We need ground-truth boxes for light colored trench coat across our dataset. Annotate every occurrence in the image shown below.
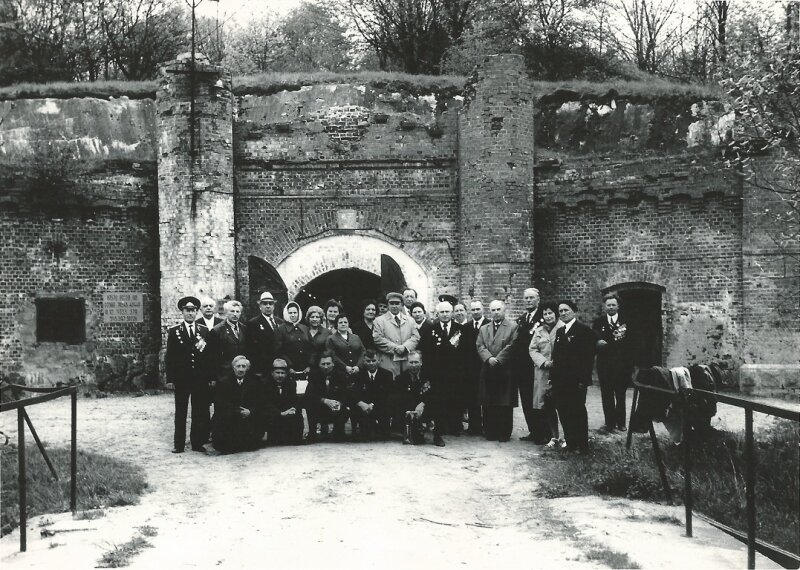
[528,320,565,409]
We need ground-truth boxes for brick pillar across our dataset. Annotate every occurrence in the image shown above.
[156,54,235,332]
[458,54,535,313]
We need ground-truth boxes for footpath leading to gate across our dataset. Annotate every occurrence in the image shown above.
[0,388,783,569]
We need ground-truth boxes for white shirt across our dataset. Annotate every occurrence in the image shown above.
[563,318,577,335]
[608,314,618,325]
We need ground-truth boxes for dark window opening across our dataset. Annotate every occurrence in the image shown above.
[36,298,86,344]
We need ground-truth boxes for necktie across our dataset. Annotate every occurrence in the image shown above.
[493,322,500,334]
[395,315,401,326]
[232,325,239,339]
[474,321,479,330]
[188,324,194,339]
[270,317,276,329]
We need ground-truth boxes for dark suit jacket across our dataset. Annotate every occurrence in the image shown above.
[392,370,435,413]
[213,371,269,439]
[419,320,464,397]
[350,367,393,407]
[592,315,633,381]
[196,316,223,330]
[208,320,248,380]
[461,318,490,386]
[306,368,351,405]
[165,321,210,388]
[246,313,282,376]
[513,308,544,372]
[476,318,519,406]
[551,320,596,389]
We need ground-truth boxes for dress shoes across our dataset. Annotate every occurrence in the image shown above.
[519,434,537,442]
[191,445,206,452]
[433,434,446,447]
[617,424,627,432]
[171,447,184,454]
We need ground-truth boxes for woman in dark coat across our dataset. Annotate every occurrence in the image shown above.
[305,305,331,366]
[352,298,377,352]
[326,313,365,378]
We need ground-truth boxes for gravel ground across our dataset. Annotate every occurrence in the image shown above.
[0,386,789,569]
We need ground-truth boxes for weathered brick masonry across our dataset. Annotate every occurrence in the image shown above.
[0,54,796,395]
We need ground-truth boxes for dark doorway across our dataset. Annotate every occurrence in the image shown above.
[612,284,664,368]
[295,269,381,318]
[249,256,288,316]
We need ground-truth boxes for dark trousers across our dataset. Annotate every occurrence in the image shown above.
[307,403,348,438]
[554,385,588,451]
[518,371,536,434]
[483,406,513,441]
[350,404,391,438]
[528,408,552,443]
[598,370,630,428]
[174,385,210,450]
[269,412,304,445]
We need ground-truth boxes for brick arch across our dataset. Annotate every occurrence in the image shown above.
[275,233,431,306]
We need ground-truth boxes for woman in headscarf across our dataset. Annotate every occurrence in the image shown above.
[275,301,312,381]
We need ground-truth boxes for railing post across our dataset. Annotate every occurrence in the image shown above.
[626,386,638,450]
[648,422,674,505]
[745,408,755,569]
[17,407,26,552]
[683,401,692,538]
[70,389,77,513]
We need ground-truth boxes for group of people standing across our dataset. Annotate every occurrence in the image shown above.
[165,286,634,455]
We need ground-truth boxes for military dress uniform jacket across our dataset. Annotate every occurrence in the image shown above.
[476,318,519,406]
[166,321,210,387]
[208,321,248,381]
[392,370,435,414]
[592,315,633,382]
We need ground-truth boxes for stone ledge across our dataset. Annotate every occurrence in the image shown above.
[739,364,800,395]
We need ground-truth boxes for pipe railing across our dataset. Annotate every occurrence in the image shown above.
[0,382,78,553]
[627,379,800,569]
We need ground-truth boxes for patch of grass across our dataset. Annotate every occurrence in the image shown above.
[0,70,720,104]
[586,545,642,568]
[98,534,152,568]
[0,80,157,101]
[650,513,682,526]
[137,525,157,538]
[536,421,800,555]
[74,509,106,521]
[1,445,148,537]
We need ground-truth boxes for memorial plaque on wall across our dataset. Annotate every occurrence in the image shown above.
[103,292,144,323]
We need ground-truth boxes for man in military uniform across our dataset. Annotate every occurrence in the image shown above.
[165,296,211,453]
[392,351,441,446]
[592,293,633,432]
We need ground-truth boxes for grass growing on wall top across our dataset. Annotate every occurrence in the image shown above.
[0,80,158,101]
[0,71,721,103]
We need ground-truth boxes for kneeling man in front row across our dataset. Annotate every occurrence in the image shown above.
[266,358,304,445]
[212,355,267,452]
[393,351,443,447]
[350,349,393,441]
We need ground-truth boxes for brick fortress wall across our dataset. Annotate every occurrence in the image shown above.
[233,83,461,313]
[0,98,160,389]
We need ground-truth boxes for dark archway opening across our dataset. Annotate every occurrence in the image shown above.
[606,283,664,368]
[295,269,381,318]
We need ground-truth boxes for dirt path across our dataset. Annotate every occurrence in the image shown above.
[0,391,783,569]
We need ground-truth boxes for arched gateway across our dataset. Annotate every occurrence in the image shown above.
[248,234,431,317]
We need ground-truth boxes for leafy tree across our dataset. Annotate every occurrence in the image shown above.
[276,3,352,72]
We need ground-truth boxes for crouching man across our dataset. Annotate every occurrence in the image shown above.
[267,358,304,445]
[306,351,350,442]
[212,355,268,453]
[349,349,394,441]
[392,351,443,446]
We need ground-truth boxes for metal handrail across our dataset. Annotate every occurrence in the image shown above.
[627,378,800,569]
[0,382,78,553]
